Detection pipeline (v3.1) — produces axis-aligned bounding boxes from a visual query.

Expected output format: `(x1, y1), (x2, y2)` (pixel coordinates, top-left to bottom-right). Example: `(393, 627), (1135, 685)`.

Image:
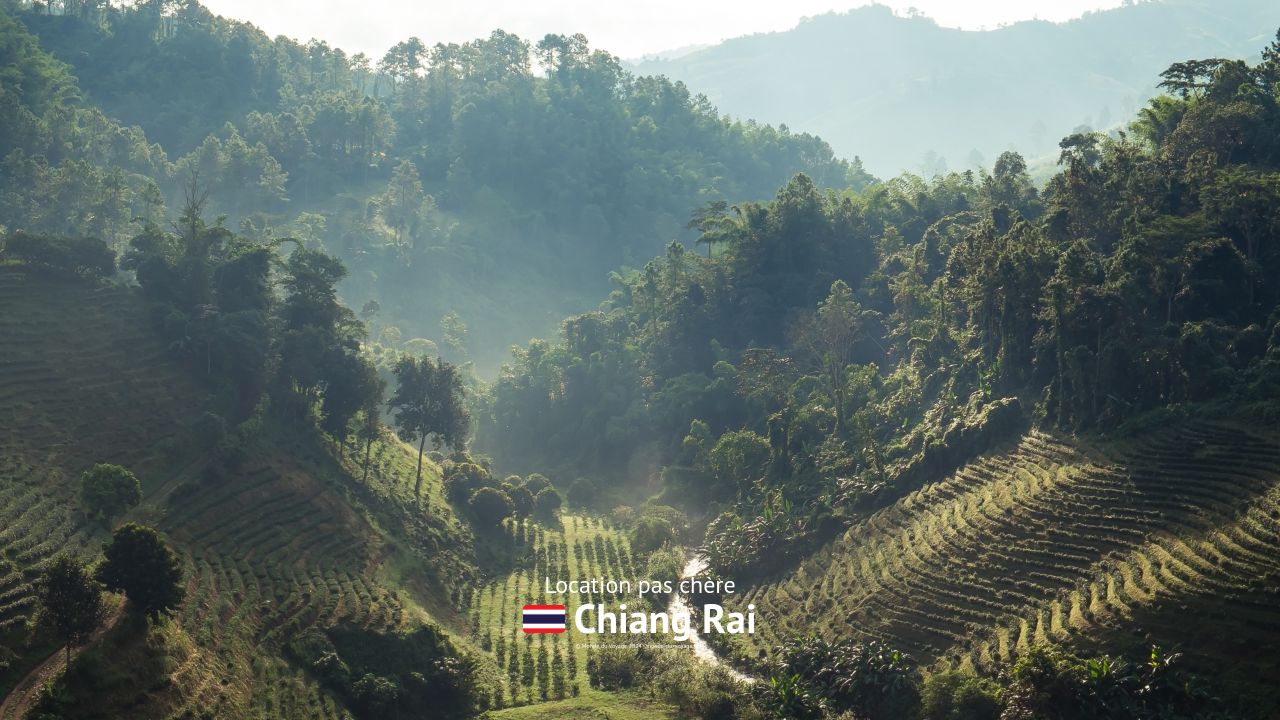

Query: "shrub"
(752, 673), (823, 720)
(889, 397), (1024, 499)
(507, 485), (535, 517)
(1001, 645), (1223, 720)
(468, 487), (515, 526)
(293, 623), (482, 720)
(533, 487), (562, 518)
(610, 505), (637, 528)
(639, 504), (689, 538)
(920, 671), (1003, 720)
(79, 463), (141, 521)
(2, 232), (115, 279)
(192, 411), (227, 450)
(653, 658), (752, 720)
(523, 473), (552, 494)
(567, 477), (598, 507)
(630, 516), (676, 554)
(587, 645), (653, 690)
(353, 673), (402, 714)
(768, 636), (920, 720)
(445, 462), (491, 504)
(644, 546), (685, 601)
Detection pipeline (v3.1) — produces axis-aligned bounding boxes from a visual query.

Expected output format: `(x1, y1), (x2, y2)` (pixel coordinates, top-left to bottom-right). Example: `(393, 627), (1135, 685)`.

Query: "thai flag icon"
(522, 604), (566, 633)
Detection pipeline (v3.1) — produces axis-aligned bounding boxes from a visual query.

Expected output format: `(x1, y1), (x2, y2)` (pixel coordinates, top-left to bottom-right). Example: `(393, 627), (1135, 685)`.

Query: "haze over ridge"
(633, 0), (1278, 176)
(197, 0), (1125, 64)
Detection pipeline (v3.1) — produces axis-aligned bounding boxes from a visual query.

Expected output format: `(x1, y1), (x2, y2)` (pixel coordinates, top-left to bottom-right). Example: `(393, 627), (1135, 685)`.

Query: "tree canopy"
(96, 523), (184, 618)
(480, 36), (1280, 578)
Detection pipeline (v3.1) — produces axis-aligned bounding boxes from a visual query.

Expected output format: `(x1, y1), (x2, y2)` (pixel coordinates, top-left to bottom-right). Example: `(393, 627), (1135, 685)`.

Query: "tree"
(389, 355), (471, 499)
(444, 462), (491, 504)
(319, 353), (381, 451)
(984, 151), (1038, 214)
(687, 200), (740, 257)
(79, 463), (141, 522)
(276, 246), (365, 423)
(38, 555), (105, 667)
(507, 485), (535, 517)
(629, 516), (675, 554)
(176, 125), (288, 214)
(567, 478), (598, 507)
(2, 232), (115, 279)
(440, 311), (468, 358)
(379, 36), (426, 81)
(380, 159), (431, 252)
(1157, 58), (1229, 99)
(533, 487), (562, 518)
(468, 487), (515, 526)
(523, 473), (552, 495)
(280, 247), (356, 339)
(96, 523), (184, 619)
(793, 280), (869, 436)
(357, 373), (388, 483)
(1201, 166), (1280, 305)
(707, 430), (771, 496)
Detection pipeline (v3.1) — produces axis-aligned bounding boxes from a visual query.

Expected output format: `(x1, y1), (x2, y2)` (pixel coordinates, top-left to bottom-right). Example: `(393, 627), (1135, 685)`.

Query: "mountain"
(625, 42), (713, 64)
(4, 2), (1280, 719)
(7, 2), (866, 372)
(631, 0), (1279, 177)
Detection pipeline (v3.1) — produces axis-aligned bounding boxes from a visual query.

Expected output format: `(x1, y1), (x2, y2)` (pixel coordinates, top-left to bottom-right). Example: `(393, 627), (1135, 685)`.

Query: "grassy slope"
(22, 264), (1276, 716)
(735, 424), (1280, 714)
(485, 689), (680, 719)
(0, 265), (206, 700)
(0, 267), (491, 718)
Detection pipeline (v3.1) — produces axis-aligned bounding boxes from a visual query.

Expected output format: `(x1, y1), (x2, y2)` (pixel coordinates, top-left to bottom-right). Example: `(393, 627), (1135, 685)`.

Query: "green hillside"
(3, 1), (866, 370)
(4, 2), (1280, 719)
(0, 267), (491, 719)
(0, 266), (203, 638)
(735, 424), (1280, 712)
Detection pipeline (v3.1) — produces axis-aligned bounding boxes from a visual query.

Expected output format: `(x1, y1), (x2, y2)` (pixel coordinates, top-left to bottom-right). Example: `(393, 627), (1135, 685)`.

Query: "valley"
(3, 1), (1280, 718)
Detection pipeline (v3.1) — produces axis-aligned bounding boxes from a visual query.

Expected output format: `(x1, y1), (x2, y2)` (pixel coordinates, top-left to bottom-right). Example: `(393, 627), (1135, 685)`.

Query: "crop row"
(466, 514), (638, 707)
(739, 423), (1280, 670)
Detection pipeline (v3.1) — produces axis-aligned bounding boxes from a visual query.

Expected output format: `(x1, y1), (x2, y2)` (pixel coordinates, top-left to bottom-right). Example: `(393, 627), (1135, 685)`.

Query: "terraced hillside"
(463, 514), (637, 708)
(0, 268), (485, 719)
(738, 423), (1280, 707)
(0, 266), (204, 639)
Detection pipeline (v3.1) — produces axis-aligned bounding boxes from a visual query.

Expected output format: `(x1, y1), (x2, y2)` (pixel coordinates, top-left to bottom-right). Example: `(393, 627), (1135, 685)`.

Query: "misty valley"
(2, 1), (1280, 719)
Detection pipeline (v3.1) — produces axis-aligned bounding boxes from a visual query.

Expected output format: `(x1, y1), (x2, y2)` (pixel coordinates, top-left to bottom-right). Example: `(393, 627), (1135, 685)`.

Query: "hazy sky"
(198, 0), (1124, 61)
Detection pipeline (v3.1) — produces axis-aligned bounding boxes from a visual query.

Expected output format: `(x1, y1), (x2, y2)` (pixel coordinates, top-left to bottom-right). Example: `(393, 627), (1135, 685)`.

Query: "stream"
(666, 553), (756, 683)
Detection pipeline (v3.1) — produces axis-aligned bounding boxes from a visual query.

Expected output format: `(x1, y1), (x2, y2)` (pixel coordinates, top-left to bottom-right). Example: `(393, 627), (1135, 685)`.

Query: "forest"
(1, 0), (1280, 718)
(482, 42), (1280, 577)
(1, 0), (866, 367)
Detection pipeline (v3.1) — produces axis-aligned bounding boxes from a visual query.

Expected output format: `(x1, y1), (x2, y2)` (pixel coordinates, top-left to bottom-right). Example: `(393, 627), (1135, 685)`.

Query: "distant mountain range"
(631, 0), (1278, 177)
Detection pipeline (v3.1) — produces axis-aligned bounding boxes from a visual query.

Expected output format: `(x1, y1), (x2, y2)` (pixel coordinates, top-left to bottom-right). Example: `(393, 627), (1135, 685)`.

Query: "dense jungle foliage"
(0, 0), (866, 367)
(478, 32), (1280, 579)
(3, 2), (1280, 718)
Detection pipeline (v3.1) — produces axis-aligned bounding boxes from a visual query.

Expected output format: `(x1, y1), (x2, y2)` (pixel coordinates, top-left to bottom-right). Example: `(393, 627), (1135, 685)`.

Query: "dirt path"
(667, 553), (756, 684)
(0, 602), (126, 720)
